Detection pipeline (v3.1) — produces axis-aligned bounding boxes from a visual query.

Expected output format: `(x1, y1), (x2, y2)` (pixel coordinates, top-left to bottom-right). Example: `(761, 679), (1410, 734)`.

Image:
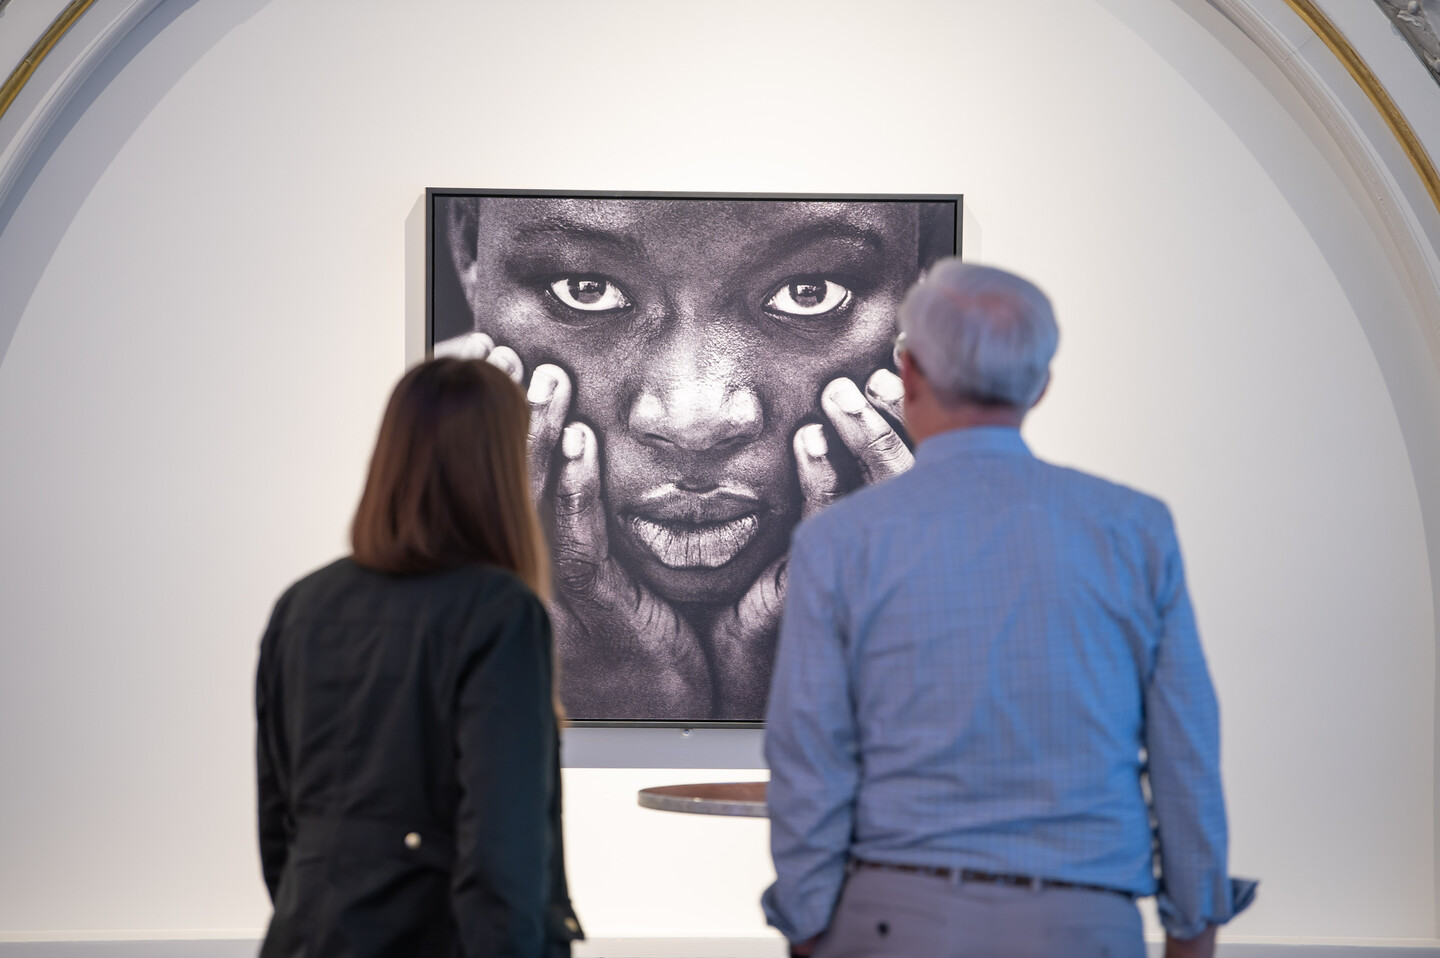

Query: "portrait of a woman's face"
(430, 192), (958, 722)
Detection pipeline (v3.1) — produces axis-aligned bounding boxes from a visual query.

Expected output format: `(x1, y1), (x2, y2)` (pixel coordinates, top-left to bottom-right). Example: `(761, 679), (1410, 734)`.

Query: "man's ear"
(446, 198), (482, 294)
(1029, 371), (1051, 410)
(901, 354), (924, 404)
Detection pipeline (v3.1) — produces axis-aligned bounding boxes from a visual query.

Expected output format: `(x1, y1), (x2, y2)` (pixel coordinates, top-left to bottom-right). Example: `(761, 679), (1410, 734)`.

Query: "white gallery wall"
(0, 0), (1437, 947)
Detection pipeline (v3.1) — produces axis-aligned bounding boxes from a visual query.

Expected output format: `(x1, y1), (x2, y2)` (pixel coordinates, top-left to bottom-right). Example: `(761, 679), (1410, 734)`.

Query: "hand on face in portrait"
(436, 330), (914, 720)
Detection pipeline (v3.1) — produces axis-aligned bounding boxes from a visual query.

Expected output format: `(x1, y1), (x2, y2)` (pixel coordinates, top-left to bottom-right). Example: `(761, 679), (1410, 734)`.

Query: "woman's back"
(257, 558), (578, 957)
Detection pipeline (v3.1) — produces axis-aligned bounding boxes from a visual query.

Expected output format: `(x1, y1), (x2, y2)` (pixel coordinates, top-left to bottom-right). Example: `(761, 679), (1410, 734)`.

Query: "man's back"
(764, 426), (1236, 947)
(821, 426), (1174, 884)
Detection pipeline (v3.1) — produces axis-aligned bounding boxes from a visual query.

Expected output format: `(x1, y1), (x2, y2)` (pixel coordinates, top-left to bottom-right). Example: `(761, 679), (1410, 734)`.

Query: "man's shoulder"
(1036, 458), (1176, 531)
(793, 469), (923, 550)
(793, 455), (1177, 554)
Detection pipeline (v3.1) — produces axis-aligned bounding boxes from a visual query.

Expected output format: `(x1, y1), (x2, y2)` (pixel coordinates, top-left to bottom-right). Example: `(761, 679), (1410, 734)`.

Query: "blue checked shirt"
(762, 427), (1254, 942)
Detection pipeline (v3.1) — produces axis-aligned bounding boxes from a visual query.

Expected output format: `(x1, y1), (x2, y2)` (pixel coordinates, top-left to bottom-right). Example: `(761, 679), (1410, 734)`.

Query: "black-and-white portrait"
(429, 191), (959, 723)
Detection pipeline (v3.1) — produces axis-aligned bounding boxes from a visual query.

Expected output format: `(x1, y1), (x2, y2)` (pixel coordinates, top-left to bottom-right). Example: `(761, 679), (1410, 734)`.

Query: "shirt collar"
(914, 425), (1031, 466)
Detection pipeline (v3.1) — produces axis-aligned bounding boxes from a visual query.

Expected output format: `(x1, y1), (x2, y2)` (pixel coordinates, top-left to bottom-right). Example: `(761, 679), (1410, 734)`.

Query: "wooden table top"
(637, 781), (768, 818)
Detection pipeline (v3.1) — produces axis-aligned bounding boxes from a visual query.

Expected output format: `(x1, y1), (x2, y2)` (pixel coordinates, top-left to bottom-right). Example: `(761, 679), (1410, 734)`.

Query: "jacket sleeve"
(451, 584), (560, 958)
(1144, 506), (1256, 938)
(255, 594), (293, 902)
(545, 740), (584, 957)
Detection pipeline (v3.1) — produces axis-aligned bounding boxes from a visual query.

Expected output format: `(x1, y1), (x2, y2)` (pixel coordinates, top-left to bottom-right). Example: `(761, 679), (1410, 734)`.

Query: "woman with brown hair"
(255, 358), (583, 957)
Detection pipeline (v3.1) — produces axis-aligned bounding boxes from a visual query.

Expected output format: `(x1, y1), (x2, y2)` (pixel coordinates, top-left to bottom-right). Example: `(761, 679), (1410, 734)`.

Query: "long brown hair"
(351, 358), (550, 601)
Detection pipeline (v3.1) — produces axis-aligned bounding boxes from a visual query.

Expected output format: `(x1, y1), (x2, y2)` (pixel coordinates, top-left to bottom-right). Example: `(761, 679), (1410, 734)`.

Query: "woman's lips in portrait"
(624, 486), (762, 569)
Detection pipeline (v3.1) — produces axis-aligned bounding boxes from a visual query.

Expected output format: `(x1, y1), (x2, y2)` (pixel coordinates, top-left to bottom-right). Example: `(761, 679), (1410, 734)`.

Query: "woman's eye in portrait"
(548, 276), (633, 313)
(764, 278), (853, 318)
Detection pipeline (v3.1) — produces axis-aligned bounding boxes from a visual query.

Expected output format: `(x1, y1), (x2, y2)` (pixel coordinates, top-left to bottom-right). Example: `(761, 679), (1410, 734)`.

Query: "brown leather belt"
(851, 859), (1134, 900)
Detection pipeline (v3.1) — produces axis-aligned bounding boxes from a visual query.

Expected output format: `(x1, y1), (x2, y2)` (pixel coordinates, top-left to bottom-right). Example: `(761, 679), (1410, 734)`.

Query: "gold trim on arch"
(1282, 0), (1440, 217)
(0, 0), (1435, 219)
(0, 0), (98, 124)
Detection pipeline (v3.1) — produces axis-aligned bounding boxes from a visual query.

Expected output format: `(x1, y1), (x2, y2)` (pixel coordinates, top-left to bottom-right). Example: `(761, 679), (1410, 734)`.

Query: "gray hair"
(896, 259), (1058, 408)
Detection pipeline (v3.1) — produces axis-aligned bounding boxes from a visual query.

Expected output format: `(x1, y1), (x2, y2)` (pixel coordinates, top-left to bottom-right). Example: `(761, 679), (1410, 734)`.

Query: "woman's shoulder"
(285, 556), (532, 598)
(268, 558), (544, 638)
(267, 556), (360, 618)
(384, 563), (548, 635)
(428, 563), (542, 608)
(433, 567), (551, 663)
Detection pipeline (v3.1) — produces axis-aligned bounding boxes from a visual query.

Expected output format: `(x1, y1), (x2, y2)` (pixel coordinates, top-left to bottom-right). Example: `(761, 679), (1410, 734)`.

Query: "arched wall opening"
(0, 0), (1436, 948)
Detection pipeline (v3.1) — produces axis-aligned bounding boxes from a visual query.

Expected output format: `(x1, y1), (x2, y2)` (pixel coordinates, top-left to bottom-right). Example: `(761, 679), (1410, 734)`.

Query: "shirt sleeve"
(451, 584), (557, 958)
(762, 522), (860, 943)
(1145, 507), (1257, 939)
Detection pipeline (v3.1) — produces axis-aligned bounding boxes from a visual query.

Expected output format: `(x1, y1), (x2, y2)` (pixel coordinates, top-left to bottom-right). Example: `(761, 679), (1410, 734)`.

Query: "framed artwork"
(428, 189), (961, 726)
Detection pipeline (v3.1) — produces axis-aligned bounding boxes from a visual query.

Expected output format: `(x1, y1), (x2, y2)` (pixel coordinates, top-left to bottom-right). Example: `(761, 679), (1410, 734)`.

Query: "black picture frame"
(427, 188), (962, 727)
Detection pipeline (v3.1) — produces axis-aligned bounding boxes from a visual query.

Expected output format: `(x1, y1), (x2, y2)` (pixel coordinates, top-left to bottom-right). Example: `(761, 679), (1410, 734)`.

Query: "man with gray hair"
(762, 260), (1254, 957)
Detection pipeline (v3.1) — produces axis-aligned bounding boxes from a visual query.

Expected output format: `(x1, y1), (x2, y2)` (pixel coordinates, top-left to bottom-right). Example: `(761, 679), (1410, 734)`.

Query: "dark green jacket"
(256, 558), (582, 957)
